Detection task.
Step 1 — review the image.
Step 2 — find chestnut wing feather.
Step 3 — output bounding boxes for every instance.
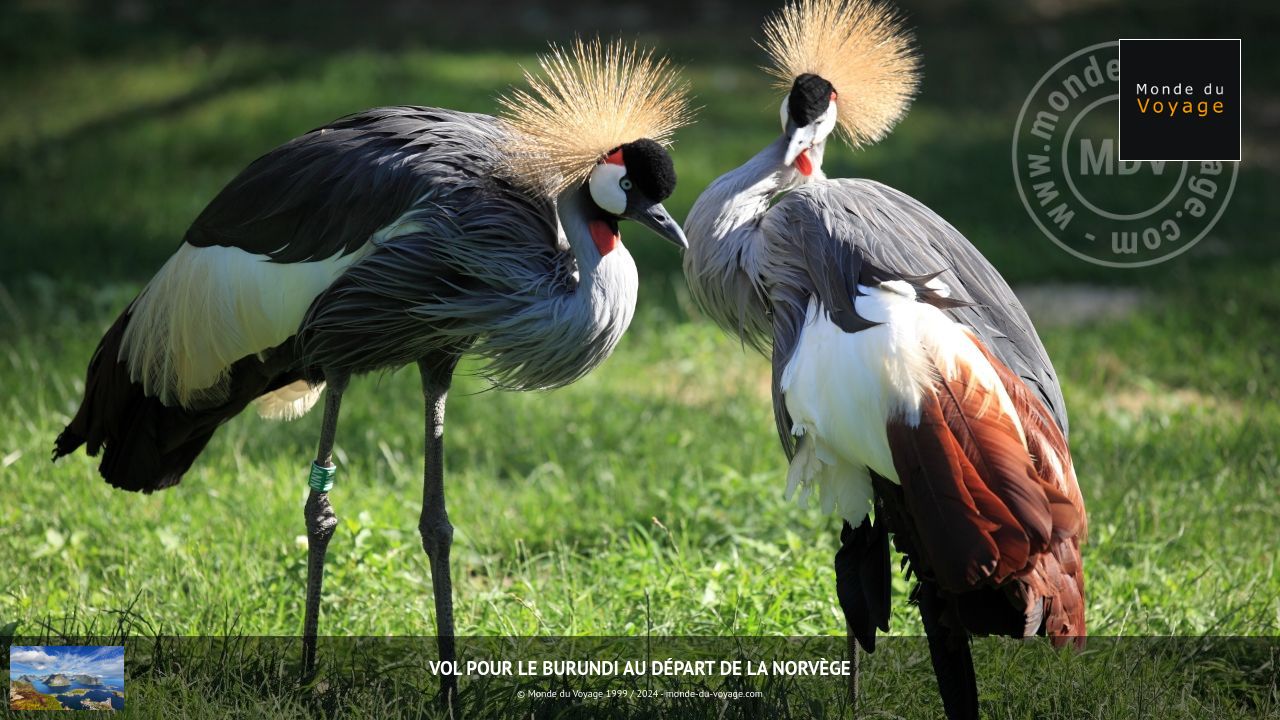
[888,333,1086,639]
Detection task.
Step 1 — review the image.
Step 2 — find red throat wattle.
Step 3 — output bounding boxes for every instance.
[589,220,619,256]
[794,149,813,177]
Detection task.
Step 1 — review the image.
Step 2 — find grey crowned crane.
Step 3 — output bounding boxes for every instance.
[683,0,1087,717]
[53,40,690,706]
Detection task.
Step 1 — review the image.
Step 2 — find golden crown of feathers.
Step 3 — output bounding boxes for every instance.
[499,39,691,195]
[762,0,919,146]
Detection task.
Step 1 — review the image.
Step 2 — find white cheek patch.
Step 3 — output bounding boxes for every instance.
[589,163,628,215]
[780,95,790,132]
[814,103,838,142]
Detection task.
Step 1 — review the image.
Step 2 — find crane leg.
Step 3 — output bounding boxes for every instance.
[302,371,349,679]
[419,358,459,713]
[845,629,860,715]
[917,581,978,720]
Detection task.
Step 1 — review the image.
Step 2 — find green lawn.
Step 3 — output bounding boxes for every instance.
[2,3,1278,717]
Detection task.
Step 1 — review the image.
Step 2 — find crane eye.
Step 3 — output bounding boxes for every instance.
[620,178,633,191]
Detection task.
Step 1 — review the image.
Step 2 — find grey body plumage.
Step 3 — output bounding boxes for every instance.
[202,105,639,390]
[762,179,1069,438]
[683,137,786,350]
[685,136,1068,451]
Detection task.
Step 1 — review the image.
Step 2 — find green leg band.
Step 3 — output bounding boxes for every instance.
[309,461,336,492]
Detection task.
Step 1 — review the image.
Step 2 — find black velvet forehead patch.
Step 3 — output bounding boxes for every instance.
[618,139,676,201]
[788,73,836,127]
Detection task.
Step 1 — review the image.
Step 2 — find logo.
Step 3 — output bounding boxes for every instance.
[1013,42,1238,268]
[1119,39,1241,162]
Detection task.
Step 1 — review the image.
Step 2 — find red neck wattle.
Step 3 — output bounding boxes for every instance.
[589,220,619,256]
[794,149,813,177]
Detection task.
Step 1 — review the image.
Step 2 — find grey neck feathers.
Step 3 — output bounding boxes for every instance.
[684,134,808,349]
[558,184,639,348]
[476,185,638,391]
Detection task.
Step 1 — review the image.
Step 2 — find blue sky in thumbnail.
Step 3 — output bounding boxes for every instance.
[9,646,124,683]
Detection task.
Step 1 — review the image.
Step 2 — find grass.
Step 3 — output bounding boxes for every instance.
[2,1,1279,717]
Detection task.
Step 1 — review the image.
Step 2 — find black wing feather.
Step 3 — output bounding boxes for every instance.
[835,517,892,651]
[184,106,504,263]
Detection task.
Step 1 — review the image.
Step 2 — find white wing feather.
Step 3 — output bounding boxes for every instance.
[780,284,1026,526]
[120,242,369,408]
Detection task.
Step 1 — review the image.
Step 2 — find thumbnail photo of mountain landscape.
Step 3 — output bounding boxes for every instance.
[8,645,124,711]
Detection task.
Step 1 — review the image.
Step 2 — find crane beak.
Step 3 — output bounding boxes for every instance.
[784,124,819,174]
[624,199,688,249]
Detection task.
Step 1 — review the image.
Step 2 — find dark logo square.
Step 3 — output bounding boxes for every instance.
[1119,39,1240,161]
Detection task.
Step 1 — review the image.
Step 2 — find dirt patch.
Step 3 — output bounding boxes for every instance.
[1104,385,1242,419]
[1014,285,1145,328]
